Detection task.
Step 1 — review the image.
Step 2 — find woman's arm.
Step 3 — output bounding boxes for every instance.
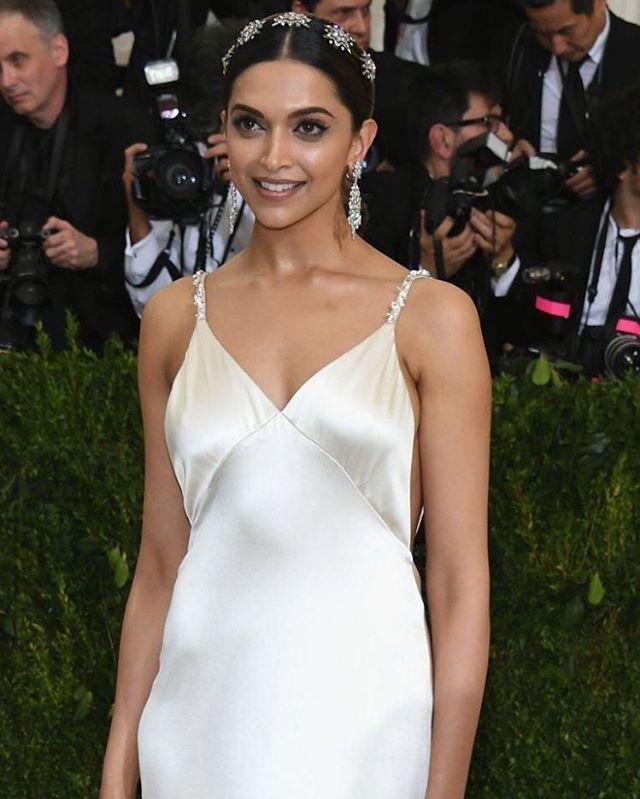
[409,280,492,799]
[99,284,194,799]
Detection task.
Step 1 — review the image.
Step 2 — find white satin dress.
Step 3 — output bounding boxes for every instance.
[137,268,434,798]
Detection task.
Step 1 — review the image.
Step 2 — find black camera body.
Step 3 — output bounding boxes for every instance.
[423,133,586,237]
[132,60,214,224]
[523,262,640,379]
[0,221,50,307]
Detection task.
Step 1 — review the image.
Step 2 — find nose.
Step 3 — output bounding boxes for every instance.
[550,34,568,57]
[259,127,293,174]
[348,11,369,44]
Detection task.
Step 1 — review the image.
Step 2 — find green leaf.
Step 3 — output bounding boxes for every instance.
[72,687,93,721]
[532,352,551,386]
[114,558,130,588]
[588,572,605,605]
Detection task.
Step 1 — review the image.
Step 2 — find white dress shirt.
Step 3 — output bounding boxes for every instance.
[579,202,640,332]
[539,8,610,153]
[124,195,254,318]
[395,0,433,65]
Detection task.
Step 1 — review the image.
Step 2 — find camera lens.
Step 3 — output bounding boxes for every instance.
[156,150,203,200]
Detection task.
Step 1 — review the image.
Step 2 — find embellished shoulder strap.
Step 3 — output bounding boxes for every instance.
[386,268,432,325]
[193,269,207,321]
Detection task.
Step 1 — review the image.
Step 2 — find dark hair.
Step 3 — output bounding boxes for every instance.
[404,60,498,163]
[0,0,63,39]
[589,83,640,194]
[514,0,595,14]
[295,0,321,9]
[222,14,374,131]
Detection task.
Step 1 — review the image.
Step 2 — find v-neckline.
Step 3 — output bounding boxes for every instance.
[198,316,392,416]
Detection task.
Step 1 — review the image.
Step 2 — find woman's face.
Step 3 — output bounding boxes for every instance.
[223,59,375,233]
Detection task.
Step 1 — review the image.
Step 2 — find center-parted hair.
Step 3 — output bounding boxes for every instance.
[221,15,375,132]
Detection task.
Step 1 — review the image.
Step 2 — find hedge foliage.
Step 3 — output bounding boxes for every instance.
[0,320,638,799]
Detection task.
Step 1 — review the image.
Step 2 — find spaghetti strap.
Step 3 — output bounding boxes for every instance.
[193,269,207,321]
[386,268,432,325]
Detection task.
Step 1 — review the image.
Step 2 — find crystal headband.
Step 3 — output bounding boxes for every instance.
[222,12,376,84]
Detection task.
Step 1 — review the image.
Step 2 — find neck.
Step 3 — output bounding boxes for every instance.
[423,154,449,180]
[29,72,67,129]
[242,194,367,279]
[611,183,640,231]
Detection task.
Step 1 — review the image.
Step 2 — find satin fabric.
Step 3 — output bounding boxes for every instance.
[137,269,434,798]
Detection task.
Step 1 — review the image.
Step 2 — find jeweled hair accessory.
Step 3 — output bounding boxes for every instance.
[323,23,356,54]
[272,12,311,28]
[360,49,376,82]
[221,14,375,84]
[222,18,265,73]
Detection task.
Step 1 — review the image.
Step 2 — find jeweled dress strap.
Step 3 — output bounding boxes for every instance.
[385,268,432,325]
[193,269,207,321]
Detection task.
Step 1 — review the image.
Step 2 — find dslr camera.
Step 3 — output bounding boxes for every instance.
[0,221,50,350]
[422,132,587,236]
[132,60,215,224]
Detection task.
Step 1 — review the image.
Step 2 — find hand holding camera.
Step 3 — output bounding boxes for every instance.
[470,208,516,269]
[419,211,478,278]
[42,216,98,270]
[205,132,230,185]
[565,149,597,201]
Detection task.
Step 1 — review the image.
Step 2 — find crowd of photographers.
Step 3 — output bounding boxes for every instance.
[1,0,640,380]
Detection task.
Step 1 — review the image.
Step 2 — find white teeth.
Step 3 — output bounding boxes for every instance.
[258,181,299,192]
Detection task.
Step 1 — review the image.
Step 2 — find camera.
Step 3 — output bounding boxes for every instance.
[523,263,640,380]
[0,221,50,351]
[132,60,215,224]
[422,133,586,237]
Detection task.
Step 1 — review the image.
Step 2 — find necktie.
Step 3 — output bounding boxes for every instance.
[605,233,640,326]
[556,56,589,159]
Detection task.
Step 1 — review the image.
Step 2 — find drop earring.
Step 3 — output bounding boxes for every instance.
[347,161,363,240]
[227,161,240,230]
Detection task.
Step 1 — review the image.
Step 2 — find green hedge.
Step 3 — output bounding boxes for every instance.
[1,320,638,799]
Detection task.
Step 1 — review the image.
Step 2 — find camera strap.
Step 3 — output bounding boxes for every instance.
[0,106,70,219]
[125,228,182,288]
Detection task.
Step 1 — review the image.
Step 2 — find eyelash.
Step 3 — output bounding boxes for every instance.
[231,115,328,139]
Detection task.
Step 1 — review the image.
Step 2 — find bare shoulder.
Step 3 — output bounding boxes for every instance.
[395,275,491,393]
[138,275,198,386]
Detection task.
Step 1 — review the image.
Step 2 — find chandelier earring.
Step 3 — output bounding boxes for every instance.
[227,161,241,230]
[347,160,363,240]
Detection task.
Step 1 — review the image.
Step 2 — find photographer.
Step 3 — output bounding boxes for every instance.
[363,62,525,361]
[496,0,640,202]
[0,0,138,351]
[123,24,254,318]
[523,84,640,379]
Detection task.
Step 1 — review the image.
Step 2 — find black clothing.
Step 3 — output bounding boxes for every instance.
[370,50,429,167]
[57,0,118,91]
[383,0,524,65]
[0,83,140,351]
[362,162,526,363]
[529,198,638,377]
[495,10,640,154]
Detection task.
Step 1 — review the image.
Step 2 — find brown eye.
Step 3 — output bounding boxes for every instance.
[232,115,263,133]
[296,119,327,138]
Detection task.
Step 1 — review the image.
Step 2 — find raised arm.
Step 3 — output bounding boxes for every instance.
[410,281,492,799]
[99,282,194,799]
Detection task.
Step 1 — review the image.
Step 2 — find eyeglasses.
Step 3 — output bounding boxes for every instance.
[448,114,504,133]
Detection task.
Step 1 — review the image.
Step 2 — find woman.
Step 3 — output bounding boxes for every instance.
[100,12,491,799]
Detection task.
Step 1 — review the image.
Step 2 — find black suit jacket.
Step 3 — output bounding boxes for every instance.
[496,10,640,151]
[0,84,141,350]
[384,0,524,64]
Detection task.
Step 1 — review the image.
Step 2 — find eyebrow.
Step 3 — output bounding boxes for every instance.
[230,103,336,119]
[6,50,29,59]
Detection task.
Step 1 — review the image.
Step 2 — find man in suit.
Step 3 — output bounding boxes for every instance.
[510,83,640,378]
[0,0,139,351]
[497,0,640,200]
[384,0,525,65]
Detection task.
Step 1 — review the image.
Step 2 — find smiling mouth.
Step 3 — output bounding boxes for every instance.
[253,179,306,198]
